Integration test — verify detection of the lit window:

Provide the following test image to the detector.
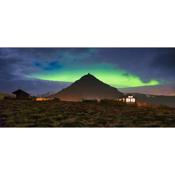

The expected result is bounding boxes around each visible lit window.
[126,98,130,102]
[131,98,135,103]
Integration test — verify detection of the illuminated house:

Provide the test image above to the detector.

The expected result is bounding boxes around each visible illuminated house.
[118,95,136,103]
[36,97,49,101]
[36,97,54,101]
[125,95,136,103]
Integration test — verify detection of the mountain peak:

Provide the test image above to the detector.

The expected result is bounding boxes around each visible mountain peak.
[81,73,97,79]
[76,73,104,85]
[52,74,123,101]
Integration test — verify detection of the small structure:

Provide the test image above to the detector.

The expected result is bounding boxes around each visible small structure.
[118,95,136,104]
[36,97,53,102]
[36,97,48,101]
[125,95,136,103]
[12,89,30,99]
[35,97,60,102]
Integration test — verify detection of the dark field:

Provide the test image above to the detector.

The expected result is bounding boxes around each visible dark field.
[0,100,175,127]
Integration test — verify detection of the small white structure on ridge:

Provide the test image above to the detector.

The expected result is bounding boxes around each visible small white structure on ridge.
[118,95,136,103]
[125,95,136,103]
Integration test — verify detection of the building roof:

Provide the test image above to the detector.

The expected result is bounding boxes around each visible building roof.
[119,94,135,98]
[12,89,30,96]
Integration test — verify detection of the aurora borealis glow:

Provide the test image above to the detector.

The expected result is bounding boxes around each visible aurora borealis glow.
[0,48,175,95]
[32,63,159,88]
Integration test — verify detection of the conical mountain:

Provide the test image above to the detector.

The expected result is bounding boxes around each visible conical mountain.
[52,73,123,101]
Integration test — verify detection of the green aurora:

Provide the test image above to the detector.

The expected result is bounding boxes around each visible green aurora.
[31,64,159,88]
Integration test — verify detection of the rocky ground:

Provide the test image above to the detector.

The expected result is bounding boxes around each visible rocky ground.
[0,100,175,127]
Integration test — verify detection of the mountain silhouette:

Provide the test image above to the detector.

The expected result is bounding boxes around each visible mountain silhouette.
[52,73,123,101]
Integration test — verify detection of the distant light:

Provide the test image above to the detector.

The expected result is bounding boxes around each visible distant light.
[126,96,136,103]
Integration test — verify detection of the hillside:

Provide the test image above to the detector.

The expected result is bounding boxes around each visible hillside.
[0,100,175,127]
[132,93,175,107]
[0,92,14,100]
[0,93,4,100]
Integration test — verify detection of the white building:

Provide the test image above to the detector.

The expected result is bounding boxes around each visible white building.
[125,95,136,103]
[118,95,136,103]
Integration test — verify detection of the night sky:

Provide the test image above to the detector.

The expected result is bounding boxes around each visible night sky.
[0,48,175,96]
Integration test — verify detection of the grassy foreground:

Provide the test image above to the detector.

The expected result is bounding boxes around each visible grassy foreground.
[0,100,175,127]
